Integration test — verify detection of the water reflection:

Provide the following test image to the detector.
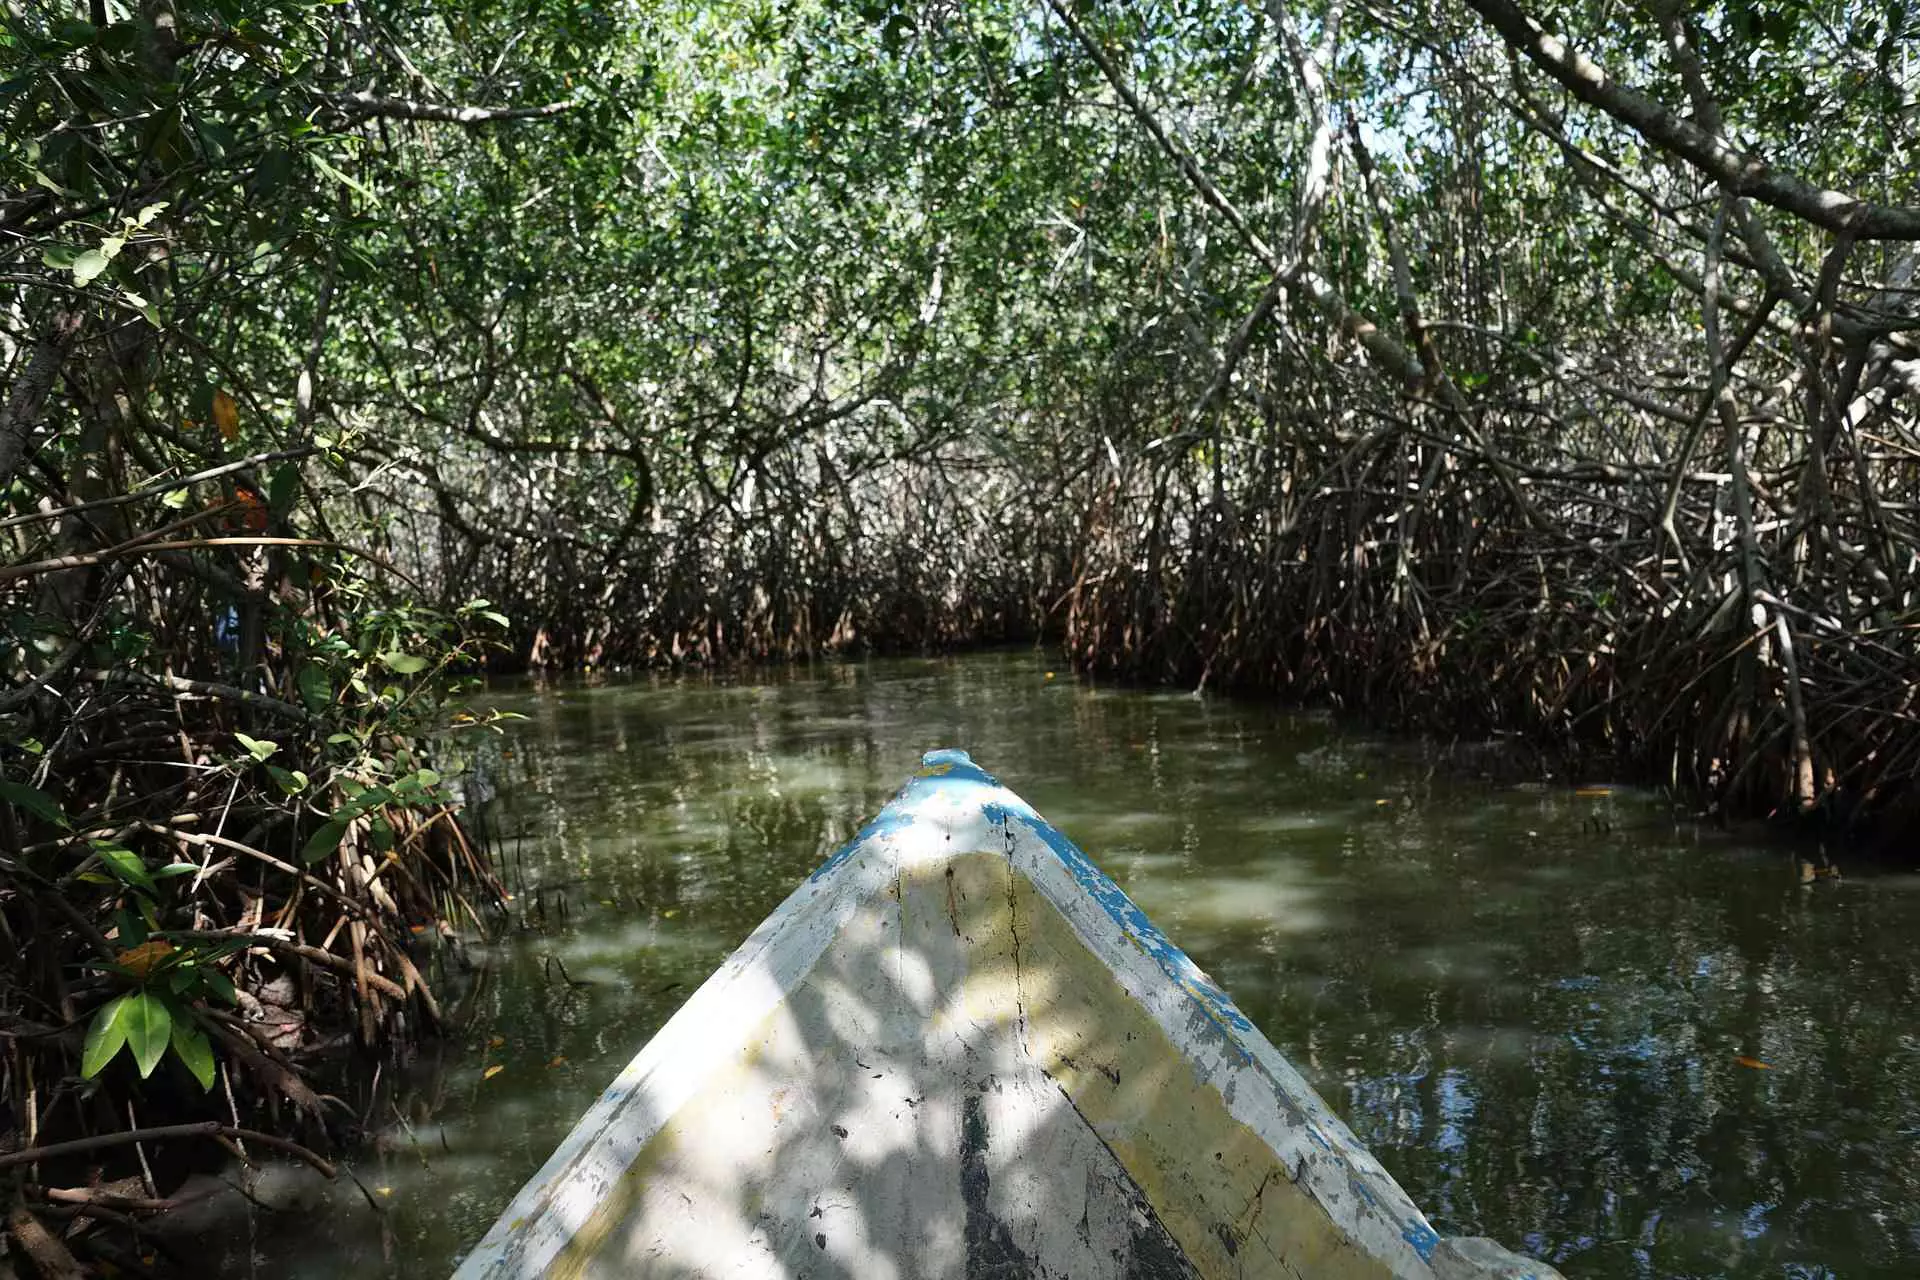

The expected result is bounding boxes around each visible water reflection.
[248,652,1917,1279]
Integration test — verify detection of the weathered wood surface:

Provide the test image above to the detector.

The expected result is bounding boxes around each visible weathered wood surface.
[455,750,1562,1280]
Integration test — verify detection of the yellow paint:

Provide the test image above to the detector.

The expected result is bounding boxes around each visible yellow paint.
[549,850,1399,1279]
[940,854,1398,1280]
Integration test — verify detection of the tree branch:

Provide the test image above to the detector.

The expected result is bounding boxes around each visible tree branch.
[314,91,574,126]
[1463,0,1920,239]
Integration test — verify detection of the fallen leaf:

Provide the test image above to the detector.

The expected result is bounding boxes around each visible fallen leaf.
[547,1055,567,1069]
[483,1064,504,1080]
[377,1187,393,1197]
[1735,1056,1771,1070]
[1575,787,1613,798]
[487,1035,505,1049]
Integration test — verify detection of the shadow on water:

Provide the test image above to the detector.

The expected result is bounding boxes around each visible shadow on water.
[208,652,1920,1279]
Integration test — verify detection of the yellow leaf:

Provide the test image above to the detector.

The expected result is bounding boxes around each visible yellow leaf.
[483,1064,504,1080]
[546,1055,567,1069]
[1575,787,1613,798]
[487,1035,505,1048]
[1734,1056,1771,1070]
[212,389,239,440]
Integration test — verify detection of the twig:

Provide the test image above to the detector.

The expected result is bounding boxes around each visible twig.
[0,1123,335,1178]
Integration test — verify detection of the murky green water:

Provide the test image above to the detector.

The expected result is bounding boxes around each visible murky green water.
[253,651,1919,1278]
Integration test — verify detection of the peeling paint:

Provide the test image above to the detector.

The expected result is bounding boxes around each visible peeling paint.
[454,749,1561,1280]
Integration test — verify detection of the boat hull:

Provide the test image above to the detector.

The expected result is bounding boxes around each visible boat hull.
[455,751,1559,1280]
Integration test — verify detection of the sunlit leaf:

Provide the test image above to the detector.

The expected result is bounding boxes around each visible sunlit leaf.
[95,842,156,893]
[71,249,111,285]
[235,731,278,762]
[483,1064,505,1080]
[311,154,378,203]
[123,993,172,1078]
[82,995,133,1078]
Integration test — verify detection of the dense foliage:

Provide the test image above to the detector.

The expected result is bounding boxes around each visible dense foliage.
[2,0,1917,1261]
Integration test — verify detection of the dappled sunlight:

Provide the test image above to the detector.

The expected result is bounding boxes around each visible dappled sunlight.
[451,752,1506,1278]
[1134,872,1328,937]
[227,659,1920,1278]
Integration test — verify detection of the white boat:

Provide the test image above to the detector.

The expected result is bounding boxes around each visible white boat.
[456,750,1561,1279]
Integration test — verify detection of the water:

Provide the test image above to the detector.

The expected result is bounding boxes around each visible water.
[253,651,1919,1278]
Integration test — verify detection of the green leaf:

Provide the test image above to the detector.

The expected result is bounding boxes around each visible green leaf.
[133,201,169,228]
[123,993,172,1079]
[81,995,133,1078]
[338,787,393,816]
[268,463,300,516]
[113,907,148,948]
[66,233,128,286]
[234,732,278,762]
[301,818,348,863]
[121,288,161,328]
[0,780,68,827]
[379,652,429,674]
[311,154,378,204]
[160,485,191,509]
[268,766,309,795]
[94,842,155,893]
[42,244,79,270]
[299,666,333,712]
[201,968,237,1006]
[152,862,199,879]
[171,1021,216,1090]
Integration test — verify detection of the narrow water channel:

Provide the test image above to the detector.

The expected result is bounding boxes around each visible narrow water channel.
[251,651,1917,1278]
